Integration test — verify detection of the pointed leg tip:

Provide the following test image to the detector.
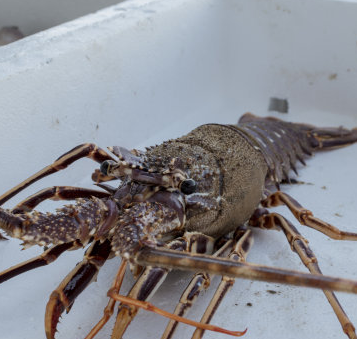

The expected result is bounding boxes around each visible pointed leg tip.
[45,292,65,339]
[234,327,248,337]
[0,234,8,240]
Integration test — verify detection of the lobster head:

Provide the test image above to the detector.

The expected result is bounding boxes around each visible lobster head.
[96,145,220,257]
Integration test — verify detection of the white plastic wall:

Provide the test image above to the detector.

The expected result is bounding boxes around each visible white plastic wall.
[0,0,124,35]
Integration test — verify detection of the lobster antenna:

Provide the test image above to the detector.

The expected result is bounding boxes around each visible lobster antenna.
[135,246,357,294]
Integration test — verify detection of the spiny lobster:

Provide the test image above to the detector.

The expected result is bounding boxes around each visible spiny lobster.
[1,113,357,339]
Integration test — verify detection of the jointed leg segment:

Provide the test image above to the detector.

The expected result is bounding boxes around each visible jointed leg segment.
[262,191,357,240]
[0,240,81,284]
[12,186,110,214]
[86,234,246,339]
[111,233,214,339]
[84,259,128,339]
[161,238,232,339]
[0,143,114,206]
[45,239,112,339]
[249,208,357,339]
[191,228,253,339]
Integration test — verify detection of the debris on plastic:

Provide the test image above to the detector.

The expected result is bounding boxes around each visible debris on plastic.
[0,26,24,46]
[268,97,289,113]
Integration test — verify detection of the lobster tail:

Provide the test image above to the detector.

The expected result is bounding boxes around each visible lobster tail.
[305,125,357,150]
[236,113,357,186]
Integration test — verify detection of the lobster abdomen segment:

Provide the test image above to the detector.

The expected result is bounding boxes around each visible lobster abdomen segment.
[237,113,357,185]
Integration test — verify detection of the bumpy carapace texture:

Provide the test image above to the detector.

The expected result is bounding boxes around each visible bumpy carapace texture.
[1,113,357,339]
[146,123,267,237]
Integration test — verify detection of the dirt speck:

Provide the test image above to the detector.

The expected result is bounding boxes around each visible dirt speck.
[266,290,278,295]
[96,124,99,130]
[334,212,342,217]
[321,185,327,190]
[275,4,291,13]
[50,118,60,128]
[246,302,253,307]
[328,73,337,80]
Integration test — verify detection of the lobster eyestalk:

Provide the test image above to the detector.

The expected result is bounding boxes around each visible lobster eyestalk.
[135,246,357,294]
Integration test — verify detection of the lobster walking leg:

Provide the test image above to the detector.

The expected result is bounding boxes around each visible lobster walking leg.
[0,240,81,284]
[108,291,246,337]
[84,259,128,339]
[111,266,171,339]
[0,143,114,206]
[110,234,212,339]
[45,239,112,339]
[262,191,357,240]
[85,238,187,339]
[191,228,253,339]
[249,209,357,339]
[11,186,110,214]
[161,271,212,339]
[162,237,234,339]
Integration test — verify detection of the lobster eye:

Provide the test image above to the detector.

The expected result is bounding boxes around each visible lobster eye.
[180,179,197,195]
[100,160,111,175]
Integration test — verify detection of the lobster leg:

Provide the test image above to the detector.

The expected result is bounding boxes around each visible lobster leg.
[0,240,81,284]
[85,238,187,339]
[1,185,110,242]
[161,271,212,339]
[108,292,246,337]
[0,197,118,247]
[45,239,112,339]
[191,228,253,339]
[0,143,114,206]
[12,186,110,214]
[109,233,214,339]
[110,266,171,339]
[249,209,357,339]
[84,259,129,339]
[0,188,113,283]
[161,237,234,339]
[262,191,357,240]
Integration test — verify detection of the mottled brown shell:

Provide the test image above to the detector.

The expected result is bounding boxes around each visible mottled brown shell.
[146,124,267,237]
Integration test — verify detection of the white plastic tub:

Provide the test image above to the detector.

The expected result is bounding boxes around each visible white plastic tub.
[0,0,357,338]
[0,0,124,36]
